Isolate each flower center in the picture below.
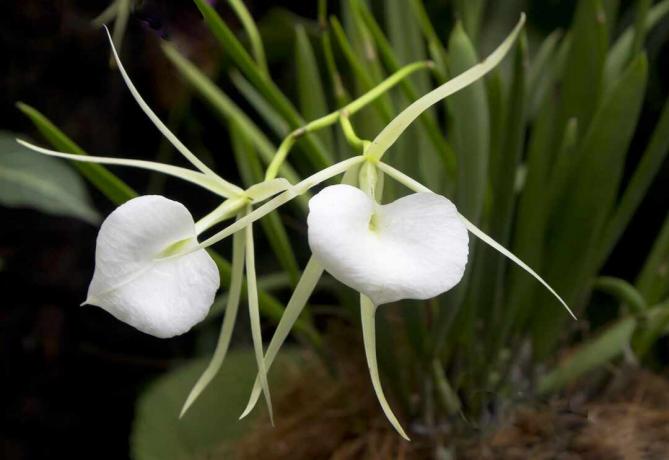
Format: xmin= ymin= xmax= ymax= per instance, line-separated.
xmin=159 ymin=237 xmax=195 ymax=257
xmin=368 ymin=213 xmax=380 ymax=233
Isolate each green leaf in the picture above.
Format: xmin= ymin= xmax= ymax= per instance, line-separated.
xmin=597 ymin=95 xmax=669 ymax=268
xmin=636 ymin=212 xmax=669 ymax=305
xmin=447 ymin=21 xmax=491 ymax=226
xmin=526 ymin=30 xmax=562 ymax=119
xmin=227 ymin=0 xmax=268 ymax=75
xmin=537 ymin=317 xmax=636 ymax=395
xmin=17 ymin=102 xmax=136 ymax=204
xmin=503 ymin=88 xmax=560 ymax=338
xmin=593 ymin=276 xmax=647 ymax=314
xmin=229 ymin=70 xmax=289 ymax=138
xmin=454 ymin=0 xmax=486 ymax=44
xmin=633 ymin=300 xmax=669 ymax=359
xmin=559 ymin=0 xmax=608 ymax=135
xmin=131 ymin=350 xmax=298 ymax=460
xmin=604 ymin=0 xmax=669 ymax=92
xmin=294 ymin=24 xmax=335 ymax=152
xmin=0 ymin=133 xmax=99 ymax=224
xmin=192 ymin=0 xmax=333 ymax=170
xmin=534 ymin=54 xmax=648 ymax=357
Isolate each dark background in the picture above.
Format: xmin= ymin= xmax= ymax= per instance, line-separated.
xmin=1 ymin=1 xmax=667 ymax=459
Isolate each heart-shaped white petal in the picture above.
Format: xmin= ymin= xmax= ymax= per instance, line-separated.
xmin=308 ymin=185 xmax=469 ymax=305
xmin=85 ymin=195 xmax=220 ymax=338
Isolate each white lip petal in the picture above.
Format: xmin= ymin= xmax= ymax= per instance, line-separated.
xmin=307 ymin=184 xmax=469 ymax=305
xmin=85 ymin=195 xmax=220 ymax=338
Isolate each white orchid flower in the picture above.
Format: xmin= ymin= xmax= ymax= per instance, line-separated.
xmin=84 ymin=195 xmax=220 ymax=338
xmin=307 ymin=184 xmax=469 ymax=306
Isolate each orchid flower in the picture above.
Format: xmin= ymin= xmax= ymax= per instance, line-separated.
xmin=16 ymin=28 xmax=294 ymax=420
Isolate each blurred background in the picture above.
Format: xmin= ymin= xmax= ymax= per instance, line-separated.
xmin=2 ymin=1 xmax=668 ymax=459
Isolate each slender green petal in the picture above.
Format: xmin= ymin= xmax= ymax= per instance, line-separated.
xmin=180 ymin=224 xmax=246 ymax=416
xmin=377 ymin=161 xmax=576 ymax=320
xmin=360 ymin=295 xmax=410 ymax=440
xmin=240 ymin=257 xmax=324 ymax=419
xmin=195 ymin=198 xmax=246 ymax=235
xmin=17 ymin=139 xmax=238 ymax=198
xmin=229 ymin=121 xmax=300 ymax=285
xmin=366 ymin=14 xmax=526 ymax=161
xmin=244 ymin=215 xmax=273 ymax=424
xmin=105 ymin=27 xmax=241 ymax=195
xmin=195 ymin=156 xmax=364 ymax=251
xmin=239 ymin=162 xmax=360 ymax=418
xmin=245 ymin=178 xmax=292 ymax=203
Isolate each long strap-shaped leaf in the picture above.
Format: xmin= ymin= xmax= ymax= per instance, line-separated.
xmin=17 ymin=140 xmax=236 ymax=198
xmin=180 ymin=221 xmax=246 ymax=417
xmin=239 ymin=256 xmax=324 ymax=418
xmin=104 ymin=27 xmax=243 ymax=196
xmin=360 ymin=295 xmax=410 ymax=440
xmin=245 ymin=211 xmax=273 ymax=424
xmin=377 ymin=161 xmax=576 ymax=320
xmin=365 ymin=14 xmax=525 ymax=161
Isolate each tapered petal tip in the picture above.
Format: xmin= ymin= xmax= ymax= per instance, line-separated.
xmin=86 ymin=195 xmax=220 ymax=338
xmin=308 ymin=185 xmax=469 ymax=306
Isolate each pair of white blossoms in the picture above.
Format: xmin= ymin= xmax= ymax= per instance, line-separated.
xmin=21 ymin=15 xmax=576 ymax=439
xmin=84 ymin=184 xmax=468 ymax=338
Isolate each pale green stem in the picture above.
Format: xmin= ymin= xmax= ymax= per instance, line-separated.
xmin=245 ymin=209 xmax=274 ymax=424
xmin=360 ymin=295 xmax=410 ymax=441
xmin=365 ymin=14 xmax=526 ymax=161
xmin=339 ymin=112 xmax=369 ymax=152
xmin=104 ymin=27 xmax=243 ymax=196
xmin=264 ymin=61 xmax=432 ymax=180
xmin=227 ymin=0 xmax=268 ymax=75
xmin=240 ymin=256 xmax=325 ymax=418
xmin=197 ymin=156 xmax=365 ymax=251
xmin=376 ymin=160 xmax=577 ymax=320
xmin=180 ymin=223 xmax=246 ymax=416
xmin=195 ymin=198 xmax=247 ymax=235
